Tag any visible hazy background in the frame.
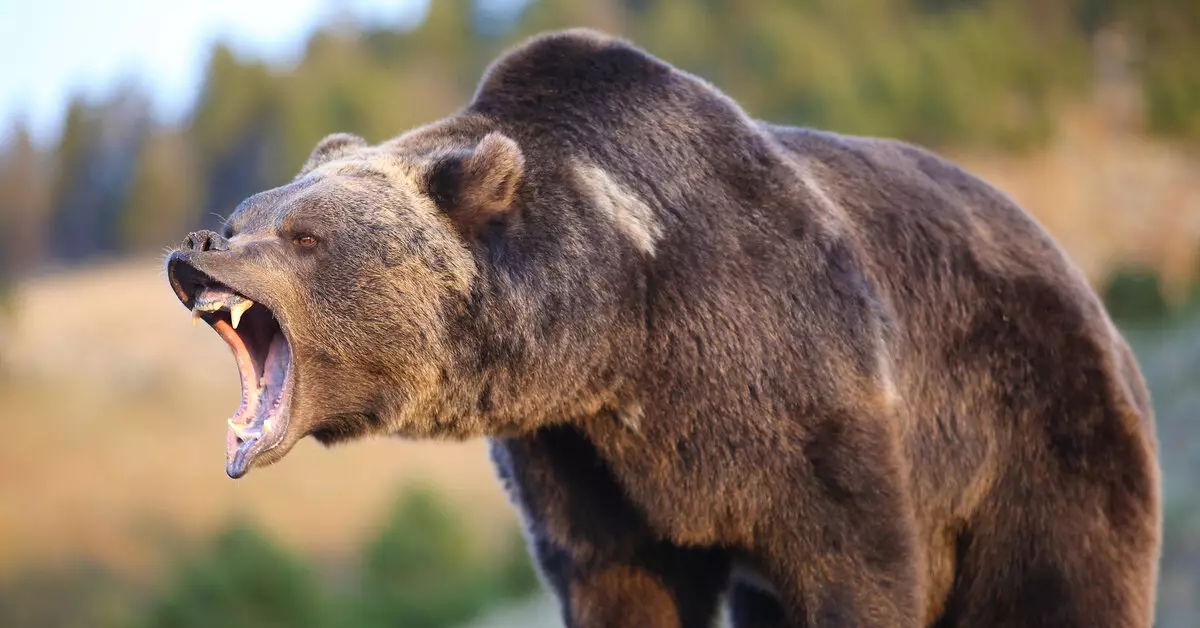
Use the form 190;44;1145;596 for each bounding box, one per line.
0;0;1198;626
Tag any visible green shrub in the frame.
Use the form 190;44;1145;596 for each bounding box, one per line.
134;521;332;628
1102;266;1172;324
127;487;539;628
344;486;539;628
489;530;542;601
0;562;130;628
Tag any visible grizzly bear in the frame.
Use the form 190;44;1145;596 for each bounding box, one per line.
167;29;1161;627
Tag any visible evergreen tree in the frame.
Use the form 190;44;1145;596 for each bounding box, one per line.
0;121;50;275
119;129;203;253
190;43;279;229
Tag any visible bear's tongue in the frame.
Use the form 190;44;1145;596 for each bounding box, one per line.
191;285;293;478
224;329;291;477
225;330;290;442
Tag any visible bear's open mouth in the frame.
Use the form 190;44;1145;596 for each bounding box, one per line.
170;262;294;479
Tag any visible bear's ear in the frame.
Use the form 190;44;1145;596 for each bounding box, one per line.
423;132;524;237
300;133;368;175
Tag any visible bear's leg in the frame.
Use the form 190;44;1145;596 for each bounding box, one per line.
753;519;924;627
748;437;926;627
491;428;731;627
932;470;1158;628
531;535;730;628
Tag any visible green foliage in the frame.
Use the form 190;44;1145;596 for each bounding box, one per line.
119;130;204;253
136;521;332;628
1123;0;1200;139
190;44;279;168
629;0;1084;150
0;122;50;271
120;487;538;628
346;487;539;628
491;530;544;601
0;563;130;628
1102;266;1172;324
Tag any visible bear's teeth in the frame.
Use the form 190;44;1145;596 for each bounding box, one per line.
227;419;258;440
230;300;253;329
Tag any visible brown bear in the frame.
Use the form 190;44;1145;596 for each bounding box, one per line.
167;29;1161;627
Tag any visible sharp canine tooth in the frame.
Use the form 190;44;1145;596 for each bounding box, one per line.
228;419;256;440
192;310;202;326
230;300;253;329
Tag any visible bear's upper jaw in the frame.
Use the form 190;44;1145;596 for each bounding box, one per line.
169;258;293;479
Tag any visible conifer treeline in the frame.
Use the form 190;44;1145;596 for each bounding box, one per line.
1;0;1197;278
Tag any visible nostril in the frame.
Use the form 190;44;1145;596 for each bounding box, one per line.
183;230;230;252
207;233;230;252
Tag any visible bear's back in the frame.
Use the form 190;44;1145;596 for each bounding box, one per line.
767;123;1155;520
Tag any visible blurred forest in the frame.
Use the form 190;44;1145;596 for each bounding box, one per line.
2;0;1200;626
2;0;1200;284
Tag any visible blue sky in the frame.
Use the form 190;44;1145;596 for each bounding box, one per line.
0;0;428;145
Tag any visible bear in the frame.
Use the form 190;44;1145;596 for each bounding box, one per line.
167;29;1161;627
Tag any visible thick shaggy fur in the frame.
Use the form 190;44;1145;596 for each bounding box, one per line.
170;29;1161;627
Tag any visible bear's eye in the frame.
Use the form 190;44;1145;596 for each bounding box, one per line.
294;234;319;249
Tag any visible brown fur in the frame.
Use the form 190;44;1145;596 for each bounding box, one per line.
167;29;1161;627
570;565;681;627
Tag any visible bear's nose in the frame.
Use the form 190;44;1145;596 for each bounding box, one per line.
181;230;230;253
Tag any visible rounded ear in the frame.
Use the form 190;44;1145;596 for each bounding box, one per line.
423;132;525;237
300;133;368;175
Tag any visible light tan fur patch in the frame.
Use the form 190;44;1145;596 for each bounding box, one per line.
877;346;902;412
573;161;663;256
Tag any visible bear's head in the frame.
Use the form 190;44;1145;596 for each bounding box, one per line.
166;124;532;478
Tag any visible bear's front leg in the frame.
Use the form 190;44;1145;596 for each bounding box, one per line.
490;427;730;627
533;536;730;627
747;420;926;628
569;563;696;626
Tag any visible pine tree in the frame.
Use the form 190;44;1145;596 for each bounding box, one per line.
119;129;203;254
0;121;51;274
